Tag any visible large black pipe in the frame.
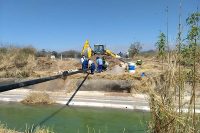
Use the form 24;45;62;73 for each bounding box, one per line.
0;70;88;93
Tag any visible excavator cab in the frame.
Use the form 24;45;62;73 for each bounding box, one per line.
81;40;120;58
94;44;105;55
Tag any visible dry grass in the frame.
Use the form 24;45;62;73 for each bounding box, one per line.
31;57;81;77
0;46;82;78
139;56;200;133
21;92;54;105
33;127;54;133
0;46;36;78
0;122;17;133
25;126;55;133
0;122;54;133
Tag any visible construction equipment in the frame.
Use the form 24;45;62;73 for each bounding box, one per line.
81;40;93;58
81;40;120;58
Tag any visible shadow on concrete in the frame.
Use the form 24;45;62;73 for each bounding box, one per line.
31;73;89;132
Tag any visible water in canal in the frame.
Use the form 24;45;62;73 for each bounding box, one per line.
0;102;150;133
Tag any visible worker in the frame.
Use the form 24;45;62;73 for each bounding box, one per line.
82;58;88;73
81;55;85;63
102;56;108;71
88;59;96;74
96;57;103;73
81;55;85;70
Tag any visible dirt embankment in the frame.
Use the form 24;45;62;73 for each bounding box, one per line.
0;49;165;98
0;55;163;94
0;46;162;79
76;79;132;92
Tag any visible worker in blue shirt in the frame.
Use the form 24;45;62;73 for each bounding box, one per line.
88;59;96;74
96;57;103;73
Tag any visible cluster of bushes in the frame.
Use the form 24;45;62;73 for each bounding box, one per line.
0;46;36;78
180;44;200;66
0;45;82;78
60;50;81;58
36;49;81;58
139;50;156;58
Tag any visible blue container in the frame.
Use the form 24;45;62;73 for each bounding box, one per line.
128;62;135;73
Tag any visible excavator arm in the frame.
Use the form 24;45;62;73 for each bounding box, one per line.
105;49;120;58
81;40;92;58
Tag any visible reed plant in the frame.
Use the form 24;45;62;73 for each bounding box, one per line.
145;11;200;133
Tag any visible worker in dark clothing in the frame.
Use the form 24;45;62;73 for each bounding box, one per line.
82;58;88;73
102;56;107;71
88;59;96;74
90;63;95;74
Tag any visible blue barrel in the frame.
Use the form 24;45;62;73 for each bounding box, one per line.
128;62;136;73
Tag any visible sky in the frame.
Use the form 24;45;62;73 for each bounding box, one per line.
0;0;199;52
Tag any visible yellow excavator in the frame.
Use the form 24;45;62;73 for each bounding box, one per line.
81;40;120;58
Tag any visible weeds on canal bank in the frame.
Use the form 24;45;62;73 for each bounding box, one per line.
21;92;54;105
25;125;54;133
0;122;54;133
145;62;200;133
0;122;17;133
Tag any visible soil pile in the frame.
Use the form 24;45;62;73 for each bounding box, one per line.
90;54;122;69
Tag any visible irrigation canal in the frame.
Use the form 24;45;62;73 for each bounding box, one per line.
0;102;150;133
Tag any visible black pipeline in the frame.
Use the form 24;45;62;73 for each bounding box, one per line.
0;70;88;93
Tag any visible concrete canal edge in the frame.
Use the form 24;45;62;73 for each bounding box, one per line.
0;89;200;113
0;89;151;111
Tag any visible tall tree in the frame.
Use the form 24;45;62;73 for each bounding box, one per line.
156;32;167;69
128;42;142;58
186;12;200;132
